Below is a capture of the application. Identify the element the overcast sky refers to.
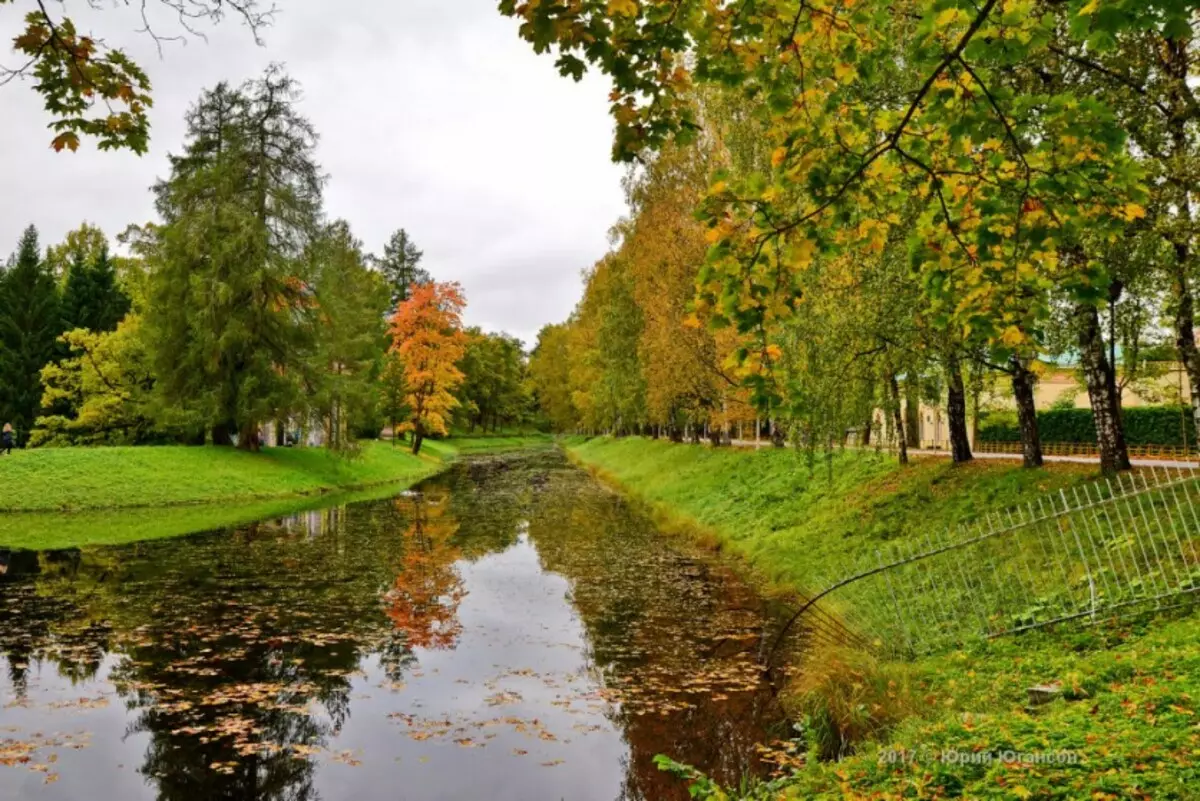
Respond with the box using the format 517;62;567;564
0;0;627;347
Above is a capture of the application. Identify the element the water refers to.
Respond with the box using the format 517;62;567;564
0;450;788;800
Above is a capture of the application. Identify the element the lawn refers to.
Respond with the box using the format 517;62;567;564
0;436;551;549
0;436;553;515
0;439;454;514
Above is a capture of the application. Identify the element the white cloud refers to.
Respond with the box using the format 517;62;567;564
0;0;626;345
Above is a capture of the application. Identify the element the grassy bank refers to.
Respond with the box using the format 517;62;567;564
0;436;549;549
1;439;456;514
565;437;1098;592
566;437;1198;799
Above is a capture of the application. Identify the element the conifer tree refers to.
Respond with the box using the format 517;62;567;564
145;67;323;449
375;229;430;309
61;244;131;334
0;225;62;446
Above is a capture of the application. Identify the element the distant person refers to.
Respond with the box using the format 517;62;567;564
1;423;13;455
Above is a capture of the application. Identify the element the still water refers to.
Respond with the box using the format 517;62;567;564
0;450;788;800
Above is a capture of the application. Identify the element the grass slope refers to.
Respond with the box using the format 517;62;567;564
566;437;1097;591
0;436;551;549
0;439;454;514
567;438;1199;799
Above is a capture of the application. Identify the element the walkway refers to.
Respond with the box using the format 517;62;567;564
725;439;1200;469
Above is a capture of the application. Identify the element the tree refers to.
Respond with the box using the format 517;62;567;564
33;315;166;446
144;67;323;450
529;324;576;432
308;221;390;452
3;0;270;153
379;350;410;445
0;225;61;446
503;0;1146;468
374;229;430;309
44;222;108;280
388;281;468;455
61;244;131;335
455;329;528;433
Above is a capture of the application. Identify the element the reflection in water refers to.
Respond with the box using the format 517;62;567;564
0;450;788;800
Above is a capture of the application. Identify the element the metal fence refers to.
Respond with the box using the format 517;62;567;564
786;466;1200;659
976;440;1198;462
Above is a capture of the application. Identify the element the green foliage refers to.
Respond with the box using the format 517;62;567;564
373;228;430;309
980;406;1196;447
144;68;324;447
455;328;530;433
33;315;175;447
3;0;271;153
529;323;577;432
0;224;62;446
60;243;131;334
307;220;391;452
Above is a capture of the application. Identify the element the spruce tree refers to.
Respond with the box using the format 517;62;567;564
375;229;430;309
0;225;62;446
61;244;131;334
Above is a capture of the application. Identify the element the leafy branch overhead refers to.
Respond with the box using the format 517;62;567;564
500;0;1166;353
1;0;271;152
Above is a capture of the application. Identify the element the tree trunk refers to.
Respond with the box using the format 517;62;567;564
862;413;873;447
888;374;908;466
411;422;425;455
1169;259;1200;447
274;418;286;447
905;384;921;449
771;419;786;448
1010;356;1044;468
1076;302;1132;474
944;353;973;463
212;422;234;447
237;421;259;452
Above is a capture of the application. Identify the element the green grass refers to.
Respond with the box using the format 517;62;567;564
565;437;1099;592
0;436;551;549
0;439;453;514
0;481;426;551
778;614;1200;799
443;433;554;453
566;437;1199;800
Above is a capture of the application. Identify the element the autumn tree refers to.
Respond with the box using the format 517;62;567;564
529;324;576;432
504;0;1148;470
3;0;270;153
144;68;323;450
388;281;468;455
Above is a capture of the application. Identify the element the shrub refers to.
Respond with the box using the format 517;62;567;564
979;406;1195;447
785;641;916;761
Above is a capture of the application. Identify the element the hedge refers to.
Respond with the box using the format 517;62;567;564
978;406;1195;447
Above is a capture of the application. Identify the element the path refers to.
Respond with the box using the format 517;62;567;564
724;439;1200;470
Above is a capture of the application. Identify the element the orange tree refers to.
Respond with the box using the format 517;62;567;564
388;281;468;454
